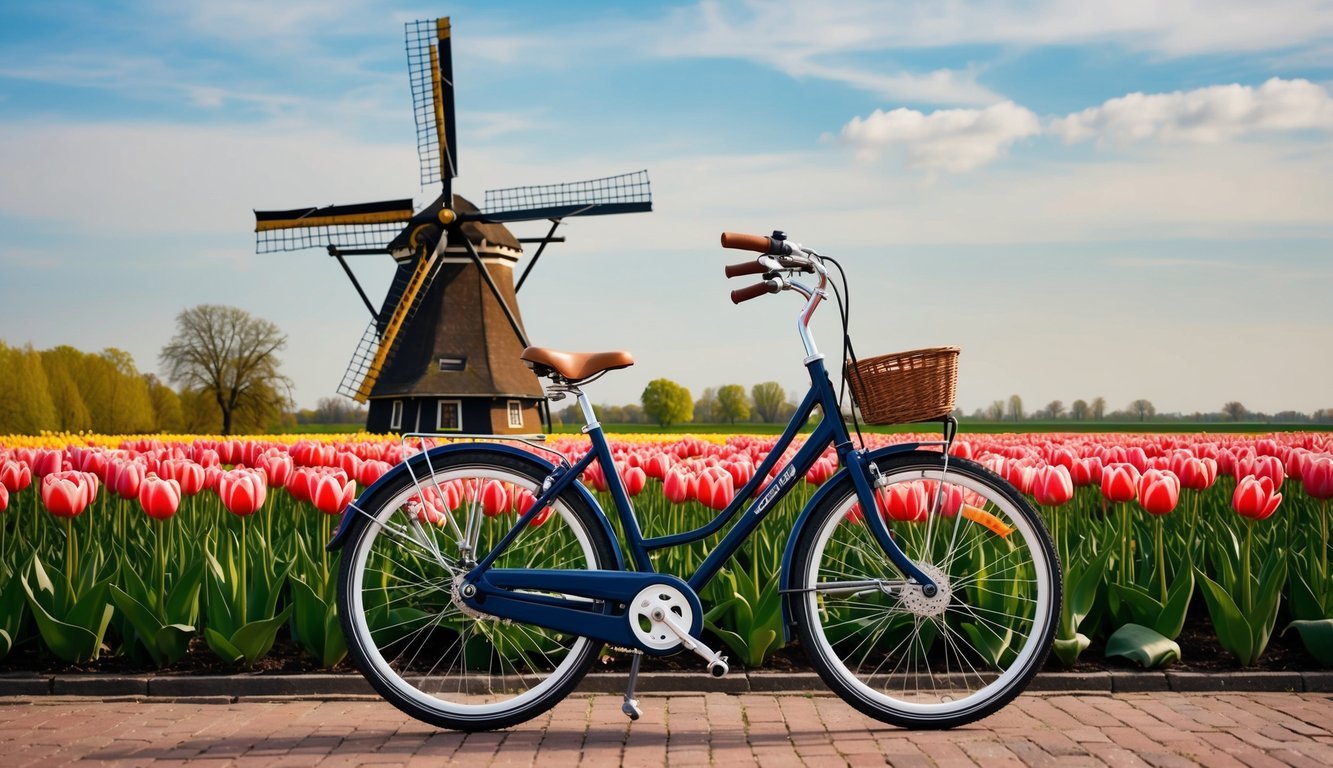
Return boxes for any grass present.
[553,420,1332,435]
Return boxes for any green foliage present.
[21,554,115,664]
[716,384,751,424]
[750,381,785,423]
[0,341,58,434]
[40,348,93,432]
[640,378,693,428]
[1104,623,1181,668]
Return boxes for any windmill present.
[254,17,651,434]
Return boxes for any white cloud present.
[1051,77,1333,144]
[838,102,1040,172]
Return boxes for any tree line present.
[968,394,1333,424]
[0,305,360,436]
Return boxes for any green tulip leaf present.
[1196,569,1257,665]
[1052,632,1091,668]
[166,558,205,627]
[321,606,348,668]
[154,624,197,666]
[1284,620,1333,666]
[204,627,245,665]
[229,605,294,665]
[0,628,11,659]
[1105,623,1180,669]
[21,572,107,664]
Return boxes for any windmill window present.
[438,356,467,372]
[390,400,404,431]
[437,400,462,432]
[507,400,524,428]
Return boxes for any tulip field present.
[0,430,1329,674]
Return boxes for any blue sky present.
[1,1,1331,417]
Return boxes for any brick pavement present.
[0,691,1329,767]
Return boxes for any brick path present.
[1,691,1330,766]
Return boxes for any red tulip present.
[663,469,690,504]
[1251,455,1285,489]
[286,467,315,503]
[1032,465,1074,507]
[0,460,32,493]
[358,459,392,487]
[623,466,647,497]
[1305,457,1333,500]
[110,460,145,500]
[1070,456,1103,487]
[162,459,206,496]
[1125,447,1149,473]
[644,453,674,480]
[310,472,355,515]
[1002,460,1036,495]
[41,471,96,517]
[1233,475,1282,521]
[480,480,509,517]
[805,457,836,486]
[413,498,447,526]
[32,449,64,478]
[0,483,8,513]
[1137,469,1180,516]
[138,474,182,520]
[218,468,267,516]
[261,453,295,487]
[1172,454,1218,491]
[697,468,734,511]
[878,481,927,522]
[1100,463,1140,503]
[725,460,755,488]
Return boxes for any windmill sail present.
[406,18,457,190]
[476,170,652,223]
[254,199,414,253]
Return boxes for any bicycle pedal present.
[622,698,642,720]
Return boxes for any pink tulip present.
[139,474,182,520]
[1172,454,1218,491]
[663,469,690,504]
[110,460,145,500]
[1233,475,1282,521]
[878,481,927,523]
[805,457,836,486]
[261,453,295,487]
[623,466,647,497]
[310,472,355,515]
[1100,463,1140,503]
[697,468,734,511]
[1070,456,1103,487]
[41,471,96,518]
[358,459,392,487]
[33,449,64,478]
[1032,465,1074,507]
[0,483,8,513]
[218,468,267,517]
[1137,469,1180,516]
[1305,457,1333,500]
[644,453,673,480]
[480,480,509,517]
[0,460,32,493]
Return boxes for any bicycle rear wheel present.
[337,450,616,731]
[790,451,1059,728]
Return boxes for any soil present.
[0,622,1321,678]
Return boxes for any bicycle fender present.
[778,443,925,642]
[325,442,626,569]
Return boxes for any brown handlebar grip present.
[720,232,772,253]
[725,261,768,278]
[731,282,772,304]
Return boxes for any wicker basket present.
[846,346,960,425]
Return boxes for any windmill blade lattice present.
[406,17,456,189]
[254,200,414,253]
[479,170,652,223]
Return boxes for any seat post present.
[576,390,600,432]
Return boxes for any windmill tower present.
[254,17,651,434]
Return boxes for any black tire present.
[337,449,617,731]
[790,451,1060,729]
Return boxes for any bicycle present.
[329,231,1061,731]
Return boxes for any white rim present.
[346,465,600,718]
[803,465,1054,719]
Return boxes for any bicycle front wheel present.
[791,451,1059,728]
[337,449,616,731]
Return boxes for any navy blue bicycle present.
[330,231,1061,731]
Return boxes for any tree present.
[144,374,185,433]
[78,348,155,433]
[1044,400,1065,419]
[1129,399,1156,421]
[986,400,1005,421]
[751,382,786,423]
[40,347,93,432]
[694,387,719,423]
[1091,396,1107,420]
[1222,401,1247,421]
[1070,399,1089,420]
[1007,394,1024,422]
[160,305,293,435]
[0,341,57,434]
[641,378,693,428]
[717,384,751,424]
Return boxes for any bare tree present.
[1129,398,1156,421]
[1070,399,1090,420]
[986,400,1005,420]
[1007,394,1025,422]
[1222,401,1247,421]
[1091,396,1107,420]
[1044,400,1065,419]
[160,305,293,435]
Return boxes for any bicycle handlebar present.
[724,261,769,278]
[731,280,779,304]
[720,231,793,256]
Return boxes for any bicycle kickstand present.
[622,651,643,721]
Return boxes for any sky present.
[1,0,1331,418]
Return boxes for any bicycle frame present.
[435,353,940,654]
